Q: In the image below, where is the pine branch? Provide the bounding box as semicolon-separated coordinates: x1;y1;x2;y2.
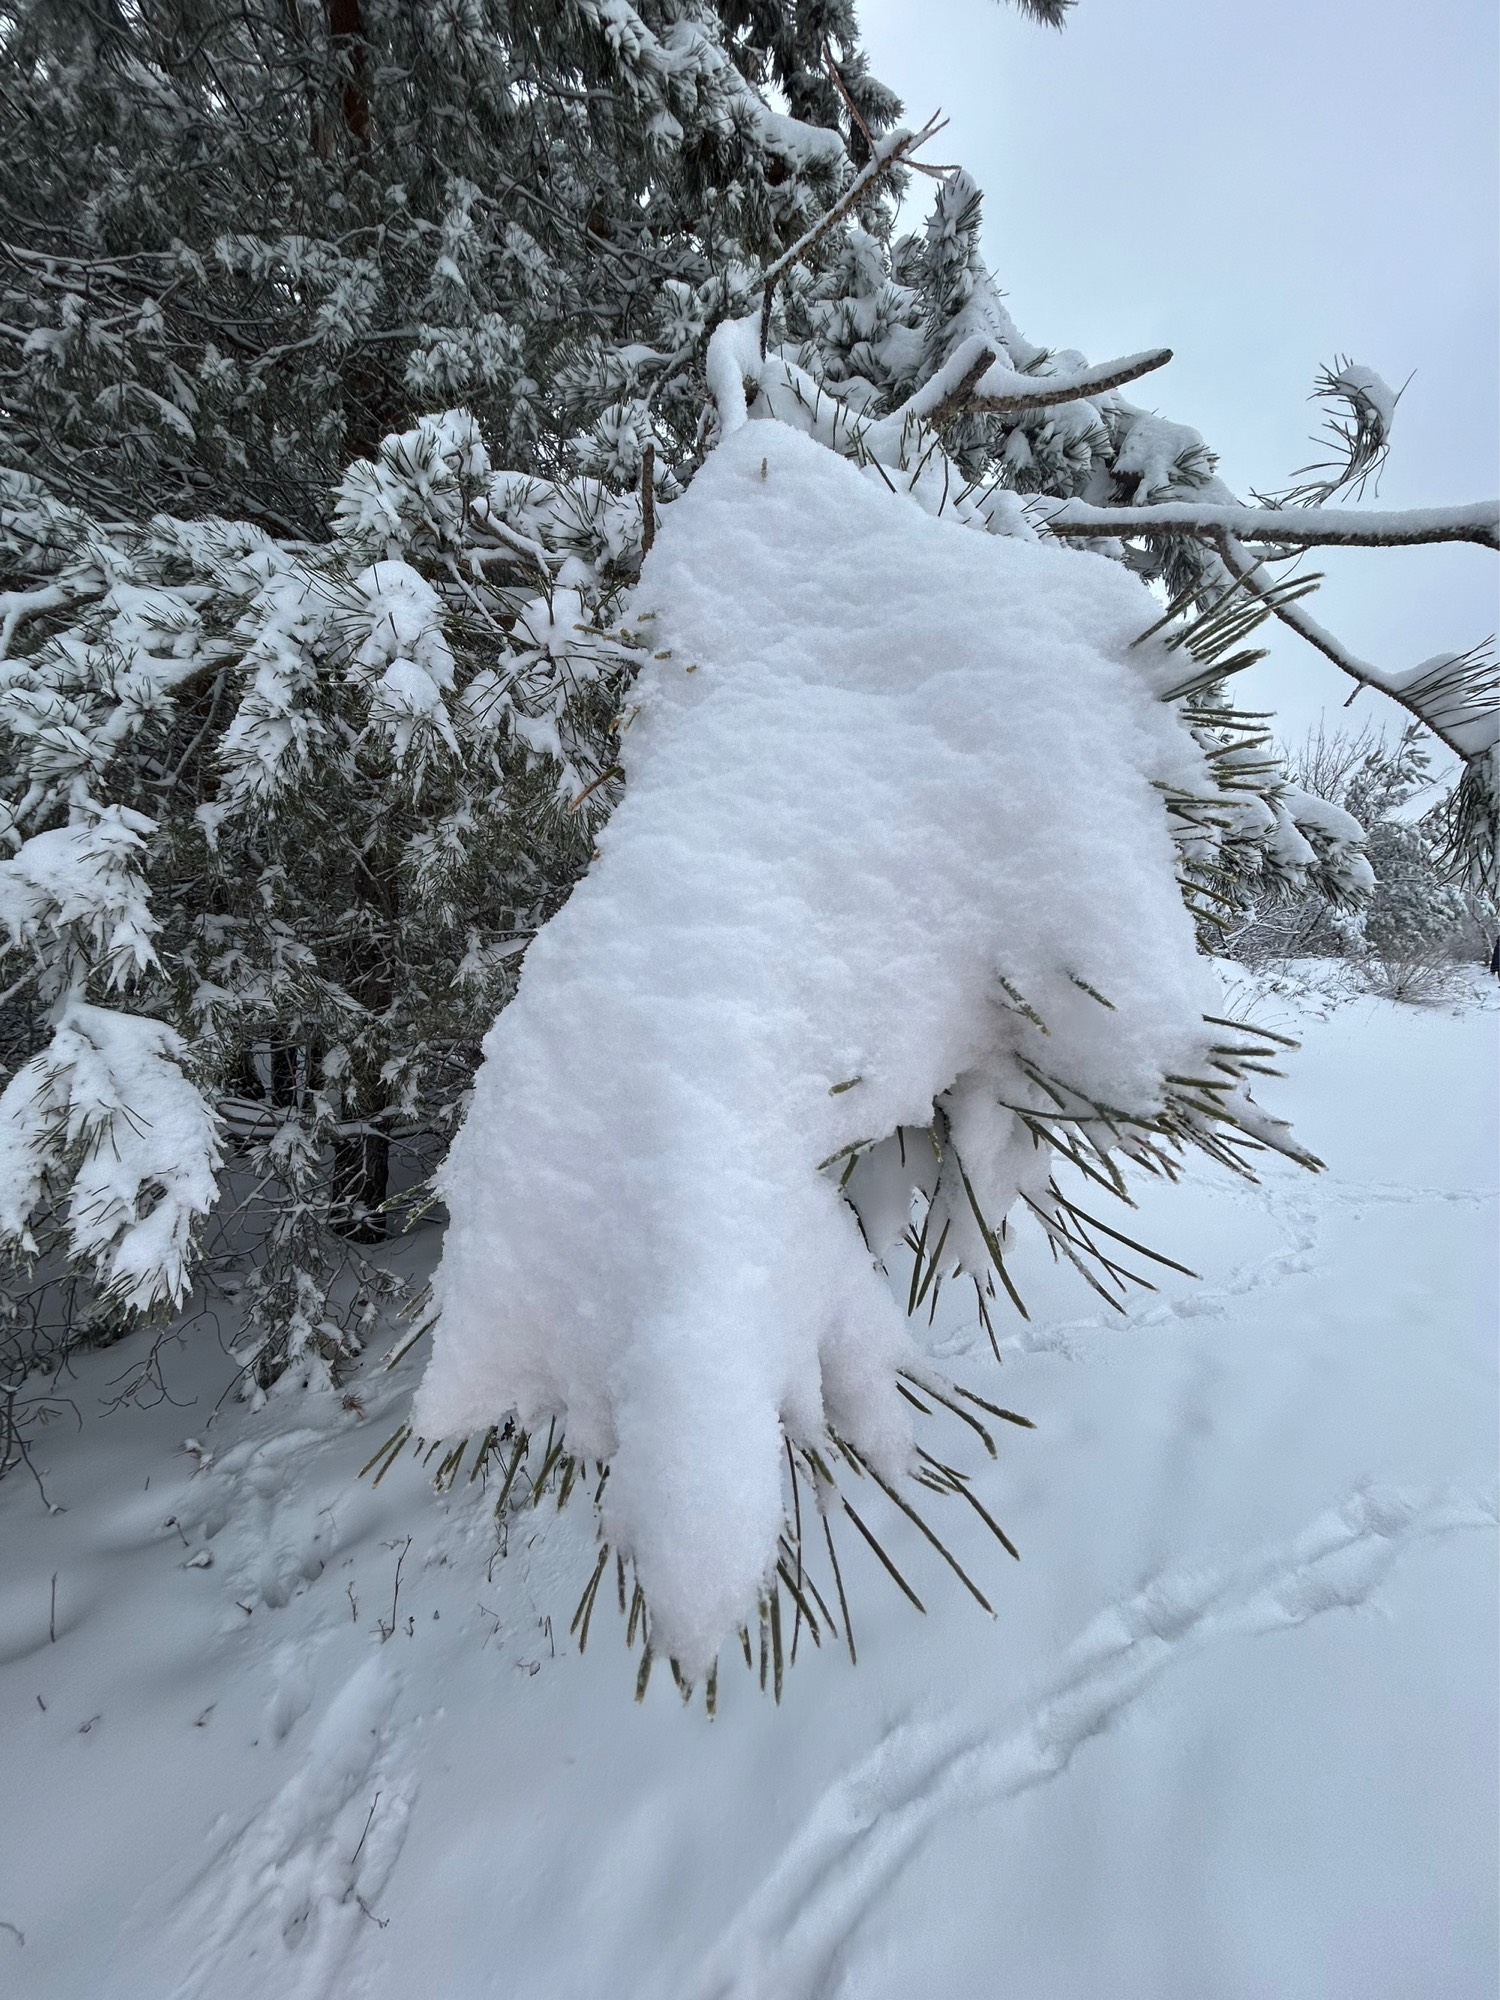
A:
1214;536;1498;763
900;334;1173;430
1040;497;1499;551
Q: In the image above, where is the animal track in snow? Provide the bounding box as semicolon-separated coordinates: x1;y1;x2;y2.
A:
173;1429;345;1614
169;1654;415;2000
999;1193;1320;1357
686;1481;1497;2000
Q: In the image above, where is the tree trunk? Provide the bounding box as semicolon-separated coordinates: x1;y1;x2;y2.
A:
330;804;397;1244
331;1120;390;1243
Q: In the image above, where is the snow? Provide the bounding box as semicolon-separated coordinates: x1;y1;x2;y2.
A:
1274;787;1377;893
1;973;1494;1998
1332;361;1399;439
0;805;159;989
414;414;1264;1671
1042;496;1500;550
1112;411;1216;503
0;1001;222;1311
350;562;459;764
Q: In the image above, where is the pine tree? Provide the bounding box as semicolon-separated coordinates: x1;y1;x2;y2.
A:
0;410;651;1386
0;0;1494;1672
1230;722;1496;975
0;0;859;531
0;0;886;1389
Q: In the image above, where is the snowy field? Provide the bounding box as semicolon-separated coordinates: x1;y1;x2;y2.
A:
1;971;1495;2000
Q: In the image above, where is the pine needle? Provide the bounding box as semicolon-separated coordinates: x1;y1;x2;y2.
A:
569;1543;611;1646
494;1431;530;1515
358;1424;409;1482
950;1382;1035;1428
840;1495;926;1614
838;1438;994;1615
769;1582;784;1703
916;1448;1021;1560
776;1560;823;1650
823;1511;857;1666
900;1369;996;1455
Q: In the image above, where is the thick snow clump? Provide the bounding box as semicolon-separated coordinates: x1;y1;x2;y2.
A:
416;417;1226;1671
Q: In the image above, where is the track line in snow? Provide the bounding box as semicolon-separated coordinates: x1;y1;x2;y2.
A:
988;1182;1323;1358
167;1654;416;2000
985;1169;1495;1362
685;1481;1498;2000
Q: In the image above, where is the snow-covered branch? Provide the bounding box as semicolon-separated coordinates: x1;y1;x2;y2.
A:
1041;497;1500;551
1215;536;1498;764
414;414;1351;1678
901;335;1174;429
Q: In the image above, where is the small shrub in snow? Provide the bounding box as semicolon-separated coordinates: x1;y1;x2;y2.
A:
1359;951;1472;1009
1231;722;1498;972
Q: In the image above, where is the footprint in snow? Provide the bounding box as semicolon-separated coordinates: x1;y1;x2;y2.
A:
167;1655;416;2000
684;1480;1497;2000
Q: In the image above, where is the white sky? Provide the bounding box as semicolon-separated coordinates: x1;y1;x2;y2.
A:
859;0;1499;753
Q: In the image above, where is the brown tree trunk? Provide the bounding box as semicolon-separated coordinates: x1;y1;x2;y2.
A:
331;1122;390;1243
318;0;371;152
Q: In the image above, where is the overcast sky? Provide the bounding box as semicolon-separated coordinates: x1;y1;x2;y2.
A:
859;0;1499;753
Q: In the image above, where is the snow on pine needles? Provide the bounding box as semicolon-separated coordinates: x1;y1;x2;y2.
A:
415;416;1313;1679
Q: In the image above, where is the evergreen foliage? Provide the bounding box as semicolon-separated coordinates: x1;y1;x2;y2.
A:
1230;722;1497;975
0;0;862;531
0;409;643;1388
0;0;1492;1530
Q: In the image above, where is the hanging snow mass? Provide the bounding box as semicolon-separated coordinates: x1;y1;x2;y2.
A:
415;412;1308;1675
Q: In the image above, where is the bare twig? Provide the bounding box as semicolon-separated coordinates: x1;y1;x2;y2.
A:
351;1793;380;1868
378;1537;411;1641
823;42;876;153
640;442;655;555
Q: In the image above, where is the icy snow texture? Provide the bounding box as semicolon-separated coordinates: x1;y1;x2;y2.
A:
417;418;1225;1670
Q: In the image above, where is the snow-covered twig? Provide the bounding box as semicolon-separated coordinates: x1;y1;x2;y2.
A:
758;116;949;356
0;583;64;655
1040;497;1500;551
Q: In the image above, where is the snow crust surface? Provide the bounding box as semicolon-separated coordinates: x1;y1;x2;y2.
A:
417;418;1224;1668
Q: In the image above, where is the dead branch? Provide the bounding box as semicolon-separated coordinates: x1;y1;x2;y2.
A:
909;337;1173;430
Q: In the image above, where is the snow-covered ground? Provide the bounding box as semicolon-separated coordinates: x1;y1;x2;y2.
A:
2;972;1495;2000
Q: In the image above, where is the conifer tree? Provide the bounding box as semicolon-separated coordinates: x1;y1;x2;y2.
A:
0;0;1493;1549
0;0;859;530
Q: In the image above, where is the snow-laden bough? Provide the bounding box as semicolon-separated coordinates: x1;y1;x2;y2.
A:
414;417;1316;1680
